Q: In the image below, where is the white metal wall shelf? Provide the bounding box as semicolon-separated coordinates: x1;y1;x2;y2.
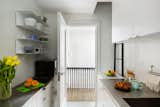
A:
17;38;48;44
17;25;48;35
15;10;49;55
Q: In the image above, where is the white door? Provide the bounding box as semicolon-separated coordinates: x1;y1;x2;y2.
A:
57;12;67;107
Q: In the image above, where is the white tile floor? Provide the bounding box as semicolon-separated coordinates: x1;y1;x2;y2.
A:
67;102;96;107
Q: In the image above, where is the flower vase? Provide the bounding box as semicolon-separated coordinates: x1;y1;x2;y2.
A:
0;83;12;100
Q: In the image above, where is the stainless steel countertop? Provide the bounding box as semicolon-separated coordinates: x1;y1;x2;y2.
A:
101;79;160;107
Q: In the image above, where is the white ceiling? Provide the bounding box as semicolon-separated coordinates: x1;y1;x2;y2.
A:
36;0;112;14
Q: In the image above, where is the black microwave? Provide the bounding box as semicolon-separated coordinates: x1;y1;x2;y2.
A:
34;60;56;83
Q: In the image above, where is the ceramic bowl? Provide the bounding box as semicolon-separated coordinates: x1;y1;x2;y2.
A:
24;17;37;27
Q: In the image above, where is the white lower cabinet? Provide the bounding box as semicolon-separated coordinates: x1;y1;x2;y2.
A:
97;78;119;107
44;81;52;107
22;97;34;107
97;89;117;107
22;80;54;107
34;89;44;107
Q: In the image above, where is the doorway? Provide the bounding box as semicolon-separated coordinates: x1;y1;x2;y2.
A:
57;12;98;107
66;25;97;106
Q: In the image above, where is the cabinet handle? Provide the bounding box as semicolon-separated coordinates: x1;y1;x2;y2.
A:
43;97;46;101
53;91;57;95
43;87;46;90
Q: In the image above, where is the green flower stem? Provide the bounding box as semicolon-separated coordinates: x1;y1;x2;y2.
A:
0;82;11;99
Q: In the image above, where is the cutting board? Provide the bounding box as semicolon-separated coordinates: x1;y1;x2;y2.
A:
16;83;45;93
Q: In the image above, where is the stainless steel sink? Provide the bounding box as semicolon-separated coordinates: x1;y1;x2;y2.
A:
123;98;160;107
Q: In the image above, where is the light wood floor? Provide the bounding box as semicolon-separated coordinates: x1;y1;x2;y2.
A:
67;88;96;101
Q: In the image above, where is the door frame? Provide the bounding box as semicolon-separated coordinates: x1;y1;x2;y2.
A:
57;12;67;107
58;13;100;106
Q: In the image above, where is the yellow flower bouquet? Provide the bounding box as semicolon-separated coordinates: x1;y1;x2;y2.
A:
0;55;20;100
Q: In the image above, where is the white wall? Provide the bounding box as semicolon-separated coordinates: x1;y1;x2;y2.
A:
124;34;160;82
64;3;113;72
44;13;57;59
94;3;113;72
0;0;43;87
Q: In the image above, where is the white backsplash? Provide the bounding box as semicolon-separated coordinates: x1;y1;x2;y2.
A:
124;34;160;82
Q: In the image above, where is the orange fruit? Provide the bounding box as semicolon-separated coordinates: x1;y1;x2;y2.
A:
24;82;32;88
26;78;33;83
32;80;39;87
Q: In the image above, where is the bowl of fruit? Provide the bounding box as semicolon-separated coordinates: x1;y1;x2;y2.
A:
17;78;45;93
24;78;39;88
115;81;131;92
105;70;116;76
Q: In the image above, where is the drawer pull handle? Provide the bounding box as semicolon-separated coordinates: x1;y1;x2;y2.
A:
43;97;46;101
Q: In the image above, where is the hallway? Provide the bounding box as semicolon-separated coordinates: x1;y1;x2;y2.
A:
67;88;96;101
